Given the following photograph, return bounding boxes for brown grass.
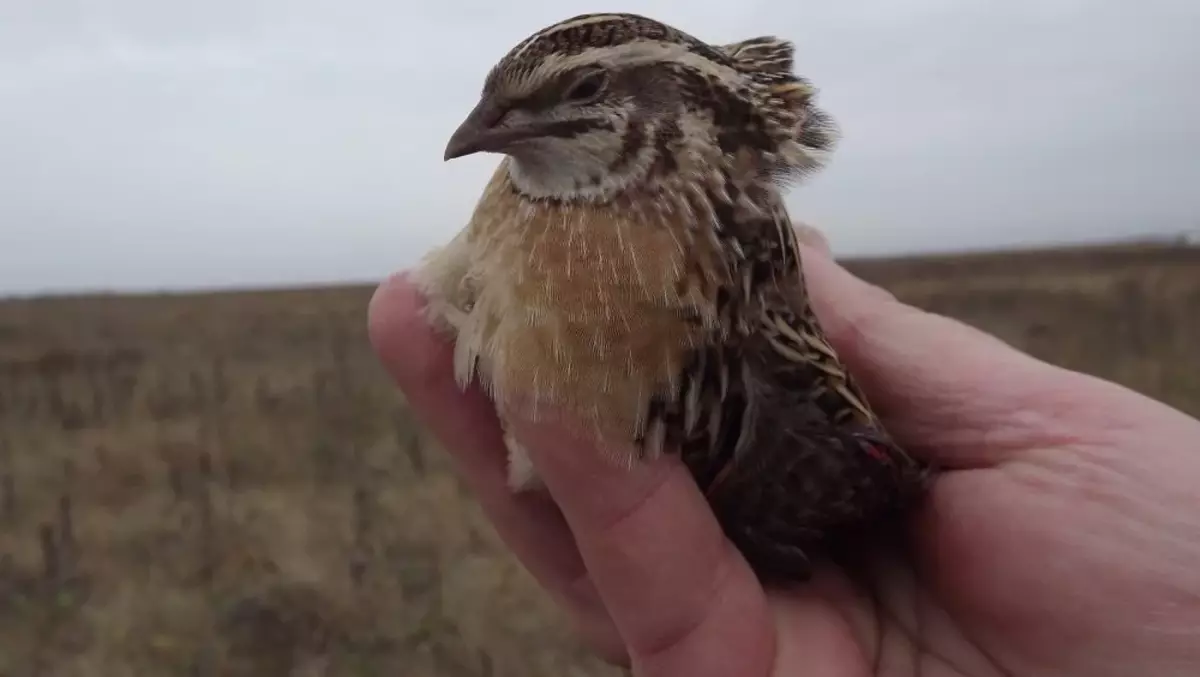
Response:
[0,241,1197,676]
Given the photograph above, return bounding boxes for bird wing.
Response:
[648,184,930,579]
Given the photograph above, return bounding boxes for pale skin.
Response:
[368,225,1200,677]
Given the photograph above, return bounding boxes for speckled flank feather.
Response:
[416,12,930,582]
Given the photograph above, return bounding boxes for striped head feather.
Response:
[443,12,839,202]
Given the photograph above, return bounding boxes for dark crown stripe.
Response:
[496,12,735,78]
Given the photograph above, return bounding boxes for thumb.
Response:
[793,226,1112,468]
[793,220,832,256]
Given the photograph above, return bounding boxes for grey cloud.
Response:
[1,0,1198,293]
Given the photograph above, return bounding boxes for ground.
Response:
[0,241,1197,676]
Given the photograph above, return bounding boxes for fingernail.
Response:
[793,221,832,256]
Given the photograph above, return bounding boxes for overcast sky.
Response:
[1,1,1198,294]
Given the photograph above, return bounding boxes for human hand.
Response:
[368,226,1200,677]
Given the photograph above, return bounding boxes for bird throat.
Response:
[504,126,662,204]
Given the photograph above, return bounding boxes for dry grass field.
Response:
[1,241,1198,676]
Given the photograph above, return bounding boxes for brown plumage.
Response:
[414,12,931,584]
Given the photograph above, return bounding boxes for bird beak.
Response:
[443,98,539,161]
[444,98,506,161]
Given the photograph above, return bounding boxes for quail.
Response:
[413,12,931,584]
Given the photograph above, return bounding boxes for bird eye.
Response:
[565,71,608,102]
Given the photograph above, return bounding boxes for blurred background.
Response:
[1,1,1198,675]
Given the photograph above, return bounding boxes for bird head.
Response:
[443,13,838,202]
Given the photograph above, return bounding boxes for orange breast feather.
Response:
[456,161,728,444]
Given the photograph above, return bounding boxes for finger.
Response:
[510,418,778,677]
[795,241,1121,467]
[366,274,626,661]
[793,220,833,256]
